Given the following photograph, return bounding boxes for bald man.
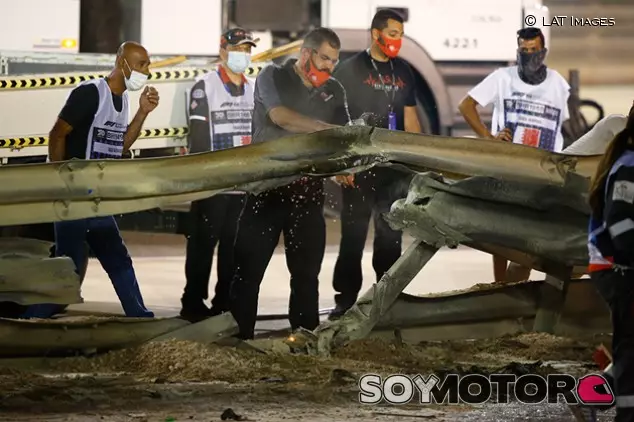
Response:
[20,42,159,319]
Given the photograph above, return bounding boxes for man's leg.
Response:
[592,270,634,421]
[230,191,285,339]
[19,219,89,319]
[331,172,373,318]
[212,194,246,315]
[86,216,153,318]
[371,168,410,281]
[284,180,326,331]
[181,196,228,321]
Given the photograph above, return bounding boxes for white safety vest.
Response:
[196,70,254,151]
[83,78,130,159]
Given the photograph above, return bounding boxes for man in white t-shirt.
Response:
[458,27,571,283]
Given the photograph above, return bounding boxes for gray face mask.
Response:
[517,48,547,85]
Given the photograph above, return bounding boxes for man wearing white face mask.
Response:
[20,41,159,320]
[179,28,258,322]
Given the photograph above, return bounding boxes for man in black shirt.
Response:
[229,27,343,339]
[328,9,423,319]
[20,41,159,319]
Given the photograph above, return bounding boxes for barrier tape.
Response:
[0,66,263,90]
[0,127,189,149]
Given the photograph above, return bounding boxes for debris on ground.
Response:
[0,332,612,421]
[221,408,250,421]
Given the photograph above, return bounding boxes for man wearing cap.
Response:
[179,28,259,322]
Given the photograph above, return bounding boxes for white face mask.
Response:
[226,51,251,74]
[123,58,148,91]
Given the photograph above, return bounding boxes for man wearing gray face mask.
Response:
[179,28,259,322]
[458,27,570,283]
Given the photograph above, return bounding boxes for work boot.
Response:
[179,301,214,323]
[328,303,351,321]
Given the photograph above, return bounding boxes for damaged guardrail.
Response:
[296,170,600,356]
[0,126,601,226]
[0,126,611,356]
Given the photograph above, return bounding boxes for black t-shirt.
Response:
[332,51,416,130]
[59,80,123,160]
[251,59,344,144]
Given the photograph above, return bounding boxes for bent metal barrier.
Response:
[0,126,599,226]
[0,127,611,356]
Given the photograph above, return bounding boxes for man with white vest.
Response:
[458,27,571,284]
[179,28,258,323]
[20,41,159,319]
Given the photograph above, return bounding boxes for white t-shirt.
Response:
[561,114,626,155]
[468,66,570,152]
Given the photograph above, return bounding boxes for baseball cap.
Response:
[220,28,259,48]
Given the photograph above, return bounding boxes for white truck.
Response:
[0,0,557,234]
[0,0,552,163]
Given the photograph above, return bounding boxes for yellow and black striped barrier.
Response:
[0,127,189,149]
[0,66,264,90]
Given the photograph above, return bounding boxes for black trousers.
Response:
[332,167,412,308]
[592,269,634,421]
[182,193,245,312]
[230,178,326,339]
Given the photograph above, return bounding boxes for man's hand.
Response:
[139,86,159,114]
[494,128,512,142]
[333,174,355,187]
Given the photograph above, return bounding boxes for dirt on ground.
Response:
[0,333,611,421]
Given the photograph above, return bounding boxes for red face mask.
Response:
[303,55,331,88]
[377,35,402,58]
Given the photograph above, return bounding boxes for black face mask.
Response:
[517,48,547,85]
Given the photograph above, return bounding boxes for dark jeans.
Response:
[592,269,634,421]
[333,167,412,309]
[20,216,153,319]
[182,193,245,312]
[230,178,326,339]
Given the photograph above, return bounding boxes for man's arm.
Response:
[256,66,337,133]
[403,65,422,133]
[458,96,493,138]
[123,86,159,153]
[458,70,511,141]
[605,167,634,262]
[186,81,212,153]
[404,107,422,133]
[269,108,337,133]
[49,84,99,162]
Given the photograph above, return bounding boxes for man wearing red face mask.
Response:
[328,9,423,320]
[229,28,345,340]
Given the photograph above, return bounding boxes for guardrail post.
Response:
[563,69,582,149]
[532,269,572,334]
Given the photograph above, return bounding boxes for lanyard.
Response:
[368,50,396,112]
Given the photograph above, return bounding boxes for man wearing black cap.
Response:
[229,27,346,339]
[179,28,259,322]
